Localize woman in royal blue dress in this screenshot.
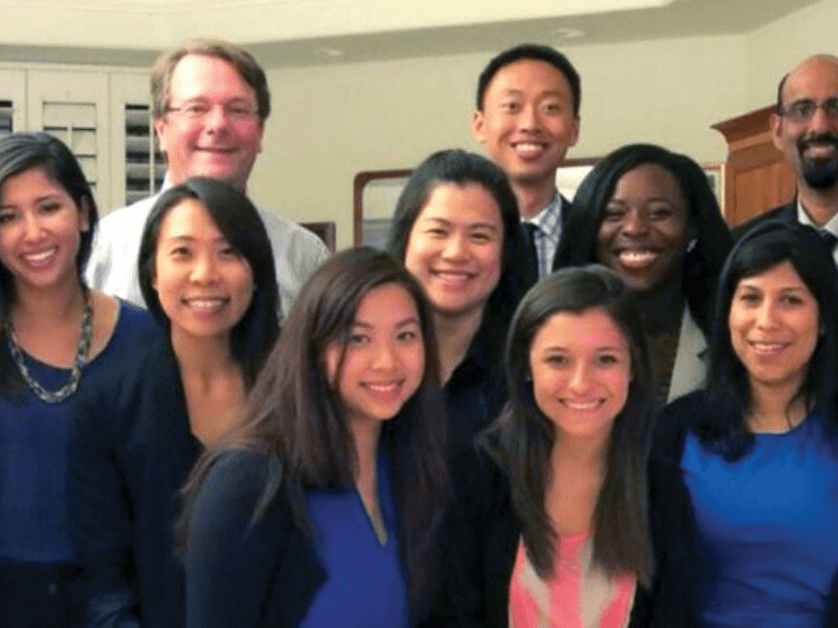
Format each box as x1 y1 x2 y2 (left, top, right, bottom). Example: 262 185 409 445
651 220 838 627
180 247 449 628
0 133 154 627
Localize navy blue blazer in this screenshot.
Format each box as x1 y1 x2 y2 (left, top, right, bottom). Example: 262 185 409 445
730 199 796 240
70 333 201 628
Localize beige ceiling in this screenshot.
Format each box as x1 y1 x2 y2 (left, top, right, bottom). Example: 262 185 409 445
0 0 822 67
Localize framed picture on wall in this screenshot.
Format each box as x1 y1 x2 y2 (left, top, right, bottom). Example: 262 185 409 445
353 169 411 247
555 157 597 200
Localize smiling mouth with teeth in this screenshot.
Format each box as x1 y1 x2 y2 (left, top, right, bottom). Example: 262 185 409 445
616 250 658 268
749 341 788 352
432 270 475 281
23 249 56 262
513 142 547 155
562 399 603 410
365 382 400 391
184 298 228 310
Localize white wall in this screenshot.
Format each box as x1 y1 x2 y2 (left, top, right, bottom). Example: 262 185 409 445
9 0 837 249
249 34 747 249
744 0 838 108
249 54 482 246
249 0 838 249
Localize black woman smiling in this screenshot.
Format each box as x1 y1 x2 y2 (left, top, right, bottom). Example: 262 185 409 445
554 143 732 404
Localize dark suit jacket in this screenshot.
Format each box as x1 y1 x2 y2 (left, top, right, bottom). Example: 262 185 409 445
730 199 796 240
516 193 571 285
70 334 202 628
184 450 326 628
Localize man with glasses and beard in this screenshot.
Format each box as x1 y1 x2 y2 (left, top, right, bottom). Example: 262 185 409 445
734 55 838 263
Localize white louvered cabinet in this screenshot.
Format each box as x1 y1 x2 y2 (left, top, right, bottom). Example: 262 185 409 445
27 69 111 208
0 69 26 139
1 64 157 215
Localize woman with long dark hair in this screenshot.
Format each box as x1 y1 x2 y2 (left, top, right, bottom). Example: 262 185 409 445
436 266 657 627
70 177 279 628
388 149 528 453
0 132 154 627
482 266 656 626
180 247 449 627
651 221 838 627
554 143 732 404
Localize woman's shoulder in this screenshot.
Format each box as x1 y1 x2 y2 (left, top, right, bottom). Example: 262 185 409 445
78 299 170 416
195 448 278 517
202 448 272 494
110 298 158 346
88 292 158 367
652 390 709 459
190 447 294 542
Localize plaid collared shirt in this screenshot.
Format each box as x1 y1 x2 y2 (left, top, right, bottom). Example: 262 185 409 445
523 193 563 279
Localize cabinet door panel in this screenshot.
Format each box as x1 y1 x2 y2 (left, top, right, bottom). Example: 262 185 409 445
27 70 110 208
110 72 163 211
0 69 27 137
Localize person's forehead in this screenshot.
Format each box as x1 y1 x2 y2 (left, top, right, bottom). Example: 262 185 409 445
783 58 838 101
169 54 253 100
486 58 572 96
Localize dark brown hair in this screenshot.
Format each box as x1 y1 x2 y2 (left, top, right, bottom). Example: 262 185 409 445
481 265 655 585
702 221 838 460
387 148 529 374
0 132 99 396
179 247 448 609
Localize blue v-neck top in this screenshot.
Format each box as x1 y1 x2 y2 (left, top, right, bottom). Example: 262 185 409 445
300 450 409 628
683 411 838 628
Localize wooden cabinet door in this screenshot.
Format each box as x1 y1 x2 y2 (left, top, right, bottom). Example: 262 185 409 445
713 105 796 227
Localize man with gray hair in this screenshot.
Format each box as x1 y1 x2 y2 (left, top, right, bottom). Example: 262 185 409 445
86 39 329 317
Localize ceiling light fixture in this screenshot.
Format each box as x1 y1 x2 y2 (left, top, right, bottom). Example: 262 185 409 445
314 47 346 60
552 27 584 39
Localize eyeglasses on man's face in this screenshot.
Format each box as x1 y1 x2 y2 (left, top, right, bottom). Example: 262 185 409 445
778 98 838 122
165 99 259 122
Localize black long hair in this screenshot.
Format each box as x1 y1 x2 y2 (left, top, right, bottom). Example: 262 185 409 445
700 220 838 460
137 177 279 386
388 148 529 372
554 143 732 334
0 132 99 395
